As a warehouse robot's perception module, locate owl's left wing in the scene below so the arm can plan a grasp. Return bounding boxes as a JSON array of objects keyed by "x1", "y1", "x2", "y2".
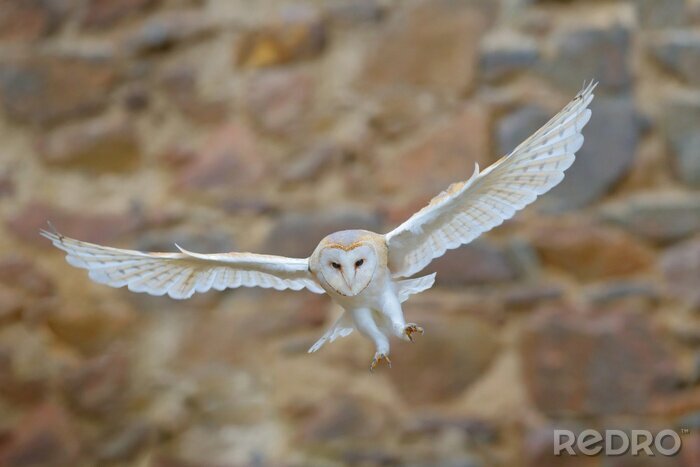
[
  {"x1": 42, "y1": 230, "x2": 325, "y2": 299},
  {"x1": 385, "y1": 82, "x2": 596, "y2": 278}
]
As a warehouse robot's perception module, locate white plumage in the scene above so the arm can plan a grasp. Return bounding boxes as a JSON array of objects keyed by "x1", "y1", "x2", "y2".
[{"x1": 44, "y1": 82, "x2": 597, "y2": 370}]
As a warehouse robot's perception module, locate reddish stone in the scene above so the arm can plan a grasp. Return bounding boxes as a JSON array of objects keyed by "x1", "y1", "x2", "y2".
[
  {"x1": 37, "y1": 114, "x2": 141, "y2": 172},
  {"x1": 245, "y1": 69, "x2": 314, "y2": 136},
  {"x1": 176, "y1": 123, "x2": 267, "y2": 194},
  {"x1": 82, "y1": 0, "x2": 157, "y2": 29},
  {"x1": 521, "y1": 307, "x2": 678, "y2": 416},
  {"x1": 358, "y1": 0, "x2": 488, "y2": 95},
  {"x1": 0, "y1": 1, "x2": 62, "y2": 43},
  {"x1": 380, "y1": 104, "x2": 491, "y2": 201},
  {"x1": 528, "y1": 220, "x2": 654, "y2": 281},
  {"x1": 235, "y1": 9, "x2": 327, "y2": 68},
  {"x1": 0, "y1": 54, "x2": 119, "y2": 125},
  {"x1": 0, "y1": 404, "x2": 80, "y2": 467}
]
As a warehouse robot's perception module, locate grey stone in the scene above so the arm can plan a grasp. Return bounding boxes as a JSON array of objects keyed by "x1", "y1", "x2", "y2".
[
  {"x1": 539, "y1": 96, "x2": 640, "y2": 211},
  {"x1": 634, "y1": 0, "x2": 686, "y2": 28},
  {"x1": 480, "y1": 42, "x2": 539, "y2": 83},
  {"x1": 651, "y1": 32, "x2": 700, "y2": 86},
  {"x1": 496, "y1": 105, "x2": 549, "y2": 157},
  {"x1": 663, "y1": 93, "x2": 700, "y2": 187},
  {"x1": 431, "y1": 239, "x2": 519, "y2": 287},
  {"x1": 599, "y1": 192, "x2": 700, "y2": 243},
  {"x1": 542, "y1": 25, "x2": 632, "y2": 94},
  {"x1": 661, "y1": 237, "x2": 700, "y2": 309}
]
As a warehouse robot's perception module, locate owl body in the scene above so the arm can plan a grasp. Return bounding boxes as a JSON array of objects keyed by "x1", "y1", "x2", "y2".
[{"x1": 42, "y1": 83, "x2": 598, "y2": 370}]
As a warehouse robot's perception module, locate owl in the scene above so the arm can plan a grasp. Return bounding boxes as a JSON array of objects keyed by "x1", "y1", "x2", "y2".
[{"x1": 43, "y1": 82, "x2": 596, "y2": 371}]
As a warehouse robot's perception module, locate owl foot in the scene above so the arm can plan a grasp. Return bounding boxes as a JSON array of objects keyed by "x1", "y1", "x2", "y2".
[
  {"x1": 404, "y1": 323, "x2": 424, "y2": 342},
  {"x1": 370, "y1": 353, "x2": 391, "y2": 372}
]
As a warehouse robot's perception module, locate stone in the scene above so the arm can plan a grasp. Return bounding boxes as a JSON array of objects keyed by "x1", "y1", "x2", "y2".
[
  {"x1": 82, "y1": 0, "x2": 157, "y2": 29},
  {"x1": 235, "y1": 8, "x2": 327, "y2": 68},
  {"x1": 97, "y1": 422, "x2": 155, "y2": 462},
  {"x1": 0, "y1": 256, "x2": 55, "y2": 323},
  {"x1": 0, "y1": 54, "x2": 119, "y2": 125},
  {"x1": 651, "y1": 32, "x2": 700, "y2": 86},
  {"x1": 528, "y1": 220, "x2": 654, "y2": 281},
  {"x1": 0, "y1": 172, "x2": 13, "y2": 198},
  {"x1": 264, "y1": 210, "x2": 382, "y2": 258},
  {"x1": 663, "y1": 93, "x2": 700, "y2": 188},
  {"x1": 358, "y1": 0, "x2": 488, "y2": 96},
  {"x1": 380, "y1": 104, "x2": 491, "y2": 202},
  {"x1": 325, "y1": 0, "x2": 385, "y2": 25},
  {"x1": 282, "y1": 141, "x2": 344, "y2": 183},
  {"x1": 0, "y1": 403, "x2": 80, "y2": 466},
  {"x1": 661, "y1": 237, "x2": 700, "y2": 309},
  {"x1": 585, "y1": 281, "x2": 660, "y2": 307},
  {"x1": 388, "y1": 315, "x2": 500, "y2": 404},
  {"x1": 37, "y1": 114, "x2": 141, "y2": 172},
  {"x1": 542, "y1": 25, "x2": 632, "y2": 94},
  {"x1": 176, "y1": 123, "x2": 267, "y2": 195},
  {"x1": 369, "y1": 88, "x2": 440, "y2": 138},
  {"x1": 62, "y1": 350, "x2": 128, "y2": 416},
  {"x1": 496, "y1": 105, "x2": 549, "y2": 157},
  {"x1": 6, "y1": 201, "x2": 174, "y2": 246},
  {"x1": 501, "y1": 284, "x2": 563, "y2": 310},
  {"x1": 123, "y1": 10, "x2": 214, "y2": 55},
  {"x1": 0, "y1": 0, "x2": 64, "y2": 43},
  {"x1": 521, "y1": 307, "x2": 678, "y2": 416},
  {"x1": 244, "y1": 69, "x2": 314, "y2": 136},
  {"x1": 159, "y1": 67, "x2": 227, "y2": 123},
  {"x1": 431, "y1": 239, "x2": 519, "y2": 287},
  {"x1": 479, "y1": 34, "x2": 540, "y2": 83},
  {"x1": 599, "y1": 192, "x2": 700, "y2": 243},
  {"x1": 538, "y1": 96, "x2": 640, "y2": 211},
  {"x1": 634, "y1": 0, "x2": 686, "y2": 28}
]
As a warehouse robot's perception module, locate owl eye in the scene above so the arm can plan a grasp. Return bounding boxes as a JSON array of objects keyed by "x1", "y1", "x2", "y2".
[
  {"x1": 331, "y1": 262, "x2": 341, "y2": 270},
  {"x1": 355, "y1": 259, "x2": 364, "y2": 267}
]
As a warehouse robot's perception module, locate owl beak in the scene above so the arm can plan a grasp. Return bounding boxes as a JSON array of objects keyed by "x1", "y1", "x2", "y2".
[{"x1": 342, "y1": 268, "x2": 355, "y2": 291}]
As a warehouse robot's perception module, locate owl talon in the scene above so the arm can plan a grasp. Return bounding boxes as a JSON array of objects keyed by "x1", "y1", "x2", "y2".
[
  {"x1": 370, "y1": 353, "x2": 391, "y2": 372},
  {"x1": 404, "y1": 323, "x2": 424, "y2": 342}
]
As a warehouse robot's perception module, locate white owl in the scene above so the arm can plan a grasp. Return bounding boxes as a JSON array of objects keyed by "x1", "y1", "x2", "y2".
[{"x1": 43, "y1": 82, "x2": 596, "y2": 370}]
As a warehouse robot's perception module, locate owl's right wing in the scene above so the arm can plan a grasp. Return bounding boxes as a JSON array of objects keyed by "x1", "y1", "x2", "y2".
[{"x1": 41, "y1": 229, "x2": 325, "y2": 299}]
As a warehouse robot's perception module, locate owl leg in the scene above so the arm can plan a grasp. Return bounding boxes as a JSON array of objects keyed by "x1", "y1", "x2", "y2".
[
  {"x1": 380, "y1": 289, "x2": 423, "y2": 342},
  {"x1": 351, "y1": 307, "x2": 391, "y2": 371}
]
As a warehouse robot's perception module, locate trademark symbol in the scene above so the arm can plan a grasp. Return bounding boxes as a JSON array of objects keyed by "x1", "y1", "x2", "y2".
[{"x1": 681, "y1": 428, "x2": 690, "y2": 435}]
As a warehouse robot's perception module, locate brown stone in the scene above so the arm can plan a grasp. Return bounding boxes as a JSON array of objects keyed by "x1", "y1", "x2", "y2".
[
  {"x1": 381, "y1": 104, "x2": 491, "y2": 200},
  {"x1": 661, "y1": 237, "x2": 700, "y2": 309},
  {"x1": 62, "y1": 350, "x2": 129, "y2": 416},
  {"x1": 176, "y1": 123, "x2": 267, "y2": 194},
  {"x1": 160, "y1": 67, "x2": 227, "y2": 124},
  {"x1": 122, "y1": 10, "x2": 214, "y2": 55},
  {"x1": 235, "y1": 9, "x2": 327, "y2": 68},
  {"x1": 0, "y1": 404, "x2": 80, "y2": 467},
  {"x1": 0, "y1": 256, "x2": 55, "y2": 324},
  {"x1": 0, "y1": 54, "x2": 119, "y2": 125},
  {"x1": 528, "y1": 220, "x2": 654, "y2": 281},
  {"x1": 82, "y1": 0, "x2": 157, "y2": 29},
  {"x1": 388, "y1": 314, "x2": 500, "y2": 404},
  {"x1": 358, "y1": 0, "x2": 488, "y2": 96},
  {"x1": 245, "y1": 68, "x2": 314, "y2": 136},
  {"x1": 0, "y1": 172, "x2": 14, "y2": 198},
  {"x1": 521, "y1": 307, "x2": 678, "y2": 416},
  {"x1": 37, "y1": 114, "x2": 141, "y2": 172}
]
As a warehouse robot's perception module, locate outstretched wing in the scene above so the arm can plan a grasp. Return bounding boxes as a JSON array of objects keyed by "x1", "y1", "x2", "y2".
[
  {"x1": 385, "y1": 81, "x2": 597, "y2": 278},
  {"x1": 41, "y1": 230, "x2": 324, "y2": 299}
]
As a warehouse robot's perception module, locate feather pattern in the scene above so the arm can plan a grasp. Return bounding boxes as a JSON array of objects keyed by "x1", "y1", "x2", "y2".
[
  {"x1": 385, "y1": 81, "x2": 597, "y2": 278},
  {"x1": 41, "y1": 230, "x2": 324, "y2": 299}
]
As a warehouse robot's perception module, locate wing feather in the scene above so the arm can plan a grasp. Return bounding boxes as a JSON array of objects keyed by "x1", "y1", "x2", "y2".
[
  {"x1": 385, "y1": 81, "x2": 597, "y2": 278},
  {"x1": 42, "y1": 230, "x2": 325, "y2": 298}
]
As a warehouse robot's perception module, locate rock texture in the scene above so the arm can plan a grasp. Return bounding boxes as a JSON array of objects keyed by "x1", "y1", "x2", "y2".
[{"x1": 0, "y1": 1, "x2": 698, "y2": 466}]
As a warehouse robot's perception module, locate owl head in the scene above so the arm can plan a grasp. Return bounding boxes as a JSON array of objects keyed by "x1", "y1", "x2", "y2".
[{"x1": 310, "y1": 230, "x2": 386, "y2": 297}]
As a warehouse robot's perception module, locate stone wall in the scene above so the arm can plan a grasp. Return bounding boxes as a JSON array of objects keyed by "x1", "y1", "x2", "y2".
[{"x1": 0, "y1": 0, "x2": 699, "y2": 466}]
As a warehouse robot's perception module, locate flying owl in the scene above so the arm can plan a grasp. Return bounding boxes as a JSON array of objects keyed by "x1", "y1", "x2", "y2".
[{"x1": 42, "y1": 82, "x2": 596, "y2": 371}]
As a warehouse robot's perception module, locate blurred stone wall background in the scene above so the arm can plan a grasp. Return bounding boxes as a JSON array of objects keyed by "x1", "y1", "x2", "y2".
[{"x1": 0, "y1": 0, "x2": 699, "y2": 465}]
